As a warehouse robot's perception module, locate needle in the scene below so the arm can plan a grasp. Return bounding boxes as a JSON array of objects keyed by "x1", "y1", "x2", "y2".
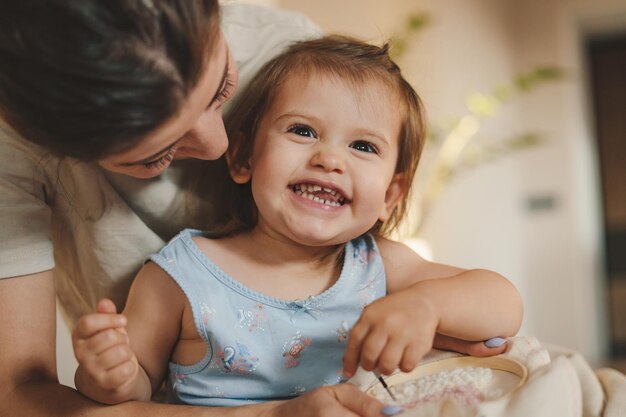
[{"x1": 375, "y1": 373, "x2": 397, "y2": 401}]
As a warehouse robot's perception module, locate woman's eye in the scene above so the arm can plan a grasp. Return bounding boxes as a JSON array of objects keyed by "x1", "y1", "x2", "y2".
[
  {"x1": 287, "y1": 124, "x2": 317, "y2": 138},
  {"x1": 142, "y1": 146, "x2": 177, "y2": 170},
  {"x1": 216, "y1": 77, "x2": 235, "y2": 105},
  {"x1": 350, "y1": 140, "x2": 378, "y2": 154}
]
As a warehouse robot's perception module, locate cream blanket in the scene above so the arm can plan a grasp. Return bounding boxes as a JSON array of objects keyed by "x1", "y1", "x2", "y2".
[{"x1": 349, "y1": 336, "x2": 626, "y2": 417}]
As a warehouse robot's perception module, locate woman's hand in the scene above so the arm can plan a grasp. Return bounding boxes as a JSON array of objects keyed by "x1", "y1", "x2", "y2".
[
  {"x1": 433, "y1": 333, "x2": 508, "y2": 357},
  {"x1": 262, "y1": 383, "x2": 390, "y2": 417}
]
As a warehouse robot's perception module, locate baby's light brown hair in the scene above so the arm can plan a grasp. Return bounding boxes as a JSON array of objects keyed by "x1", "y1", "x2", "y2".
[{"x1": 202, "y1": 35, "x2": 426, "y2": 238}]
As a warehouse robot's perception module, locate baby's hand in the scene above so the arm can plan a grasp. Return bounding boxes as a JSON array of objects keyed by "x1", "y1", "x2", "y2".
[
  {"x1": 342, "y1": 290, "x2": 438, "y2": 377},
  {"x1": 72, "y1": 299, "x2": 139, "y2": 393}
]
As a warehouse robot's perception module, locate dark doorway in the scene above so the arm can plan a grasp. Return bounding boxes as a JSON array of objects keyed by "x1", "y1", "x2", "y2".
[{"x1": 588, "y1": 33, "x2": 626, "y2": 360}]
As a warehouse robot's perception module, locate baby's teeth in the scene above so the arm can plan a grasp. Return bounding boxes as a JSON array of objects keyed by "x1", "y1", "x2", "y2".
[{"x1": 293, "y1": 183, "x2": 345, "y2": 206}]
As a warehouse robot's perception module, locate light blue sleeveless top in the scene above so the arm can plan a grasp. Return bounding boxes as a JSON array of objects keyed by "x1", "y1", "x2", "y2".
[{"x1": 150, "y1": 229, "x2": 386, "y2": 406}]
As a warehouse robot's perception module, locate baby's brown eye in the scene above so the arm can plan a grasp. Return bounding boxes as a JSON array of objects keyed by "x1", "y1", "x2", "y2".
[
  {"x1": 287, "y1": 124, "x2": 317, "y2": 138},
  {"x1": 350, "y1": 140, "x2": 377, "y2": 154}
]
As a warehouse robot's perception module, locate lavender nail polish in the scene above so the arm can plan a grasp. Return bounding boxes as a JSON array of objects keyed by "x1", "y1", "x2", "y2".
[
  {"x1": 484, "y1": 337, "x2": 507, "y2": 348},
  {"x1": 381, "y1": 404, "x2": 403, "y2": 416}
]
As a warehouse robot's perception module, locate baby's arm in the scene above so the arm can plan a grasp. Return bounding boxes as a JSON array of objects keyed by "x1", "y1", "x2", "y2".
[
  {"x1": 73, "y1": 262, "x2": 186, "y2": 404},
  {"x1": 343, "y1": 238, "x2": 523, "y2": 376}
]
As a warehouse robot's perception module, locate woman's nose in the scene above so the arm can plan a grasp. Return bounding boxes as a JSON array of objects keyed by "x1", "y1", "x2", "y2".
[
  {"x1": 309, "y1": 144, "x2": 346, "y2": 173},
  {"x1": 178, "y1": 110, "x2": 228, "y2": 160}
]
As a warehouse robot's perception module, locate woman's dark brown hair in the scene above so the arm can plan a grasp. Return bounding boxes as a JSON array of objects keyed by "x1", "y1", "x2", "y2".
[
  {"x1": 0, "y1": 0, "x2": 219, "y2": 161},
  {"x1": 201, "y1": 35, "x2": 426, "y2": 239}
]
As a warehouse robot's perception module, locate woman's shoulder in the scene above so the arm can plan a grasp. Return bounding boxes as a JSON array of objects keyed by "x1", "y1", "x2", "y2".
[
  {"x1": 220, "y1": 3, "x2": 320, "y2": 35},
  {"x1": 0, "y1": 121, "x2": 58, "y2": 175}
]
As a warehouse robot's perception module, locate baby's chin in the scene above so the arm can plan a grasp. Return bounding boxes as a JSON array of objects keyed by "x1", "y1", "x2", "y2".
[{"x1": 288, "y1": 231, "x2": 363, "y2": 250}]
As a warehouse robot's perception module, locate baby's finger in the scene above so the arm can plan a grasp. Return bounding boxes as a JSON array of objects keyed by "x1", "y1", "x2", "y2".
[
  {"x1": 96, "y1": 343, "x2": 135, "y2": 373},
  {"x1": 358, "y1": 330, "x2": 388, "y2": 372},
  {"x1": 98, "y1": 360, "x2": 139, "y2": 390},
  {"x1": 73, "y1": 327, "x2": 129, "y2": 365},
  {"x1": 398, "y1": 341, "x2": 426, "y2": 373},
  {"x1": 97, "y1": 298, "x2": 118, "y2": 315},
  {"x1": 342, "y1": 322, "x2": 370, "y2": 377},
  {"x1": 73, "y1": 313, "x2": 127, "y2": 340},
  {"x1": 84, "y1": 328, "x2": 130, "y2": 355},
  {"x1": 97, "y1": 299, "x2": 128, "y2": 338},
  {"x1": 375, "y1": 337, "x2": 405, "y2": 375}
]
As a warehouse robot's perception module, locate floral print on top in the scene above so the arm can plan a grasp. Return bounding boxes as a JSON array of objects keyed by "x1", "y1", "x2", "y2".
[{"x1": 151, "y1": 230, "x2": 386, "y2": 406}]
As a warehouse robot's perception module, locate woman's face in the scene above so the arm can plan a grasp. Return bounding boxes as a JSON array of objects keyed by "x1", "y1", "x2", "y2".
[{"x1": 97, "y1": 32, "x2": 238, "y2": 178}]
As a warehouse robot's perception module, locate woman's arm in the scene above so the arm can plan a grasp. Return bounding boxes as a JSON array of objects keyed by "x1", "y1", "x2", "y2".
[{"x1": 343, "y1": 238, "x2": 523, "y2": 376}]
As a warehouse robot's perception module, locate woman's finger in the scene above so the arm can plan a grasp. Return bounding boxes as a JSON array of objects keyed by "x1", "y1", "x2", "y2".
[
  {"x1": 433, "y1": 333, "x2": 508, "y2": 357},
  {"x1": 329, "y1": 384, "x2": 386, "y2": 417}
]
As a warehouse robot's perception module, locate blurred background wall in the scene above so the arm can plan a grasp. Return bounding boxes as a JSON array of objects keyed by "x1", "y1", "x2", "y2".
[{"x1": 56, "y1": 0, "x2": 626, "y2": 387}]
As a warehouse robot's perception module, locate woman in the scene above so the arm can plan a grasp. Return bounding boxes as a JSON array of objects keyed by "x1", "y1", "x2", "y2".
[{"x1": 0, "y1": 2, "x2": 507, "y2": 417}]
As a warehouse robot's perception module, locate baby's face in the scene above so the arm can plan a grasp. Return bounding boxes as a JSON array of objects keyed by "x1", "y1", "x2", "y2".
[{"x1": 236, "y1": 72, "x2": 405, "y2": 247}]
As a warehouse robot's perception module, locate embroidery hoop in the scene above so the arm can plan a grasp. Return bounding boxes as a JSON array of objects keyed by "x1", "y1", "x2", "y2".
[{"x1": 366, "y1": 355, "x2": 528, "y2": 402}]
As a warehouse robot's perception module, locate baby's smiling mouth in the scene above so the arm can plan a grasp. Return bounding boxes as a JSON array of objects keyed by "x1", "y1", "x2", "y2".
[{"x1": 292, "y1": 183, "x2": 347, "y2": 207}]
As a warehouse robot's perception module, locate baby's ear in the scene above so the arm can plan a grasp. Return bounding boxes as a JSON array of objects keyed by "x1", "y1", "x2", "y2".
[
  {"x1": 226, "y1": 131, "x2": 252, "y2": 184},
  {"x1": 379, "y1": 173, "x2": 407, "y2": 222},
  {"x1": 230, "y1": 161, "x2": 251, "y2": 184}
]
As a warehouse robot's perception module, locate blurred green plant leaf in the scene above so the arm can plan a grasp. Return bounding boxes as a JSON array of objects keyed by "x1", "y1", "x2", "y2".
[
  {"x1": 466, "y1": 93, "x2": 501, "y2": 117},
  {"x1": 462, "y1": 133, "x2": 545, "y2": 167},
  {"x1": 514, "y1": 66, "x2": 564, "y2": 91},
  {"x1": 390, "y1": 13, "x2": 431, "y2": 59},
  {"x1": 408, "y1": 13, "x2": 430, "y2": 30}
]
